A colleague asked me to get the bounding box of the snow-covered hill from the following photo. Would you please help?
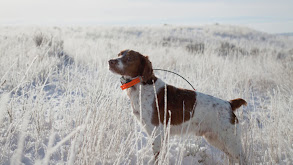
[0,25,292,164]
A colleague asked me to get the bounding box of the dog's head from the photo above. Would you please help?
[108,50,153,83]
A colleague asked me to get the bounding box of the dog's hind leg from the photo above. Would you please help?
[204,131,246,165]
[204,132,230,157]
[224,132,246,165]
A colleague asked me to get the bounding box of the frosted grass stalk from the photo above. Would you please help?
[11,111,30,165]
[0,93,9,125]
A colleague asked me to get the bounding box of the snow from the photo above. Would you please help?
[0,25,293,164]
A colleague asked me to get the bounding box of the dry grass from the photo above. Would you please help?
[0,25,292,165]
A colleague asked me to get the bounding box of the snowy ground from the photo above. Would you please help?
[0,25,293,164]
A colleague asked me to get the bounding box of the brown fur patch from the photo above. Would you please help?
[141,56,154,83]
[229,98,247,124]
[229,98,247,111]
[152,85,196,126]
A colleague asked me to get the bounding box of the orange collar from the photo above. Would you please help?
[120,77,141,90]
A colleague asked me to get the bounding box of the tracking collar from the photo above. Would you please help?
[120,76,141,90]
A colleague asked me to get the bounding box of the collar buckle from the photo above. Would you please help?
[120,77,131,85]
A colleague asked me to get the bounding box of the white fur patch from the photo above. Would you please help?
[126,78,165,135]
[117,59,124,70]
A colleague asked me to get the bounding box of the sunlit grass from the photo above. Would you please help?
[0,25,292,164]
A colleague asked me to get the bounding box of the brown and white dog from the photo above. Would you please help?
[109,50,247,164]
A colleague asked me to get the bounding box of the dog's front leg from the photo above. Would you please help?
[144,123,164,163]
[152,131,161,160]
[152,125,166,163]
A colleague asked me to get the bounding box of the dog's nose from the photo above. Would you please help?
[108,59,117,66]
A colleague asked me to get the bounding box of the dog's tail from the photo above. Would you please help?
[229,98,247,111]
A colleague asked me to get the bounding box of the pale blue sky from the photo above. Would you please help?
[0,0,292,33]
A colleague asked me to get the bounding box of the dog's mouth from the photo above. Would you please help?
[108,63,124,76]
[109,65,119,74]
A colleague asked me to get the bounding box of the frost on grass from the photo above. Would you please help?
[0,25,292,164]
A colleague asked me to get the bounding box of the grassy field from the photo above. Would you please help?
[0,25,292,164]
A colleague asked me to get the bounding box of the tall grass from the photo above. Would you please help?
[0,25,292,164]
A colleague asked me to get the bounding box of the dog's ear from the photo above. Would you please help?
[141,56,153,83]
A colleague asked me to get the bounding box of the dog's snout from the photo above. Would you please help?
[108,59,118,66]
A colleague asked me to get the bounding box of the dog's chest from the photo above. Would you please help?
[126,79,165,123]
[127,86,155,119]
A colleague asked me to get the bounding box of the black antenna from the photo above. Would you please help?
[153,69,196,91]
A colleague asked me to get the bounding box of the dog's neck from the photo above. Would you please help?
[120,76,136,85]
[120,75,158,86]
[142,74,158,85]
